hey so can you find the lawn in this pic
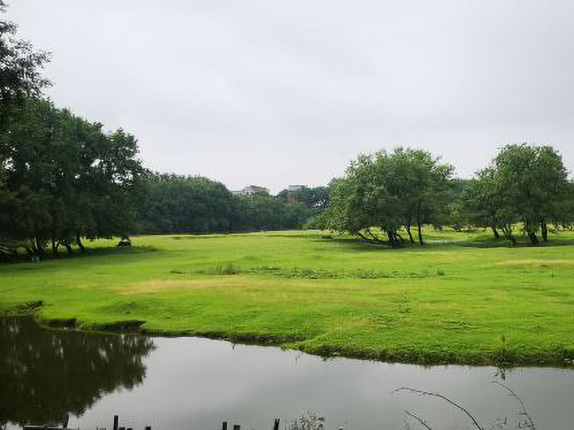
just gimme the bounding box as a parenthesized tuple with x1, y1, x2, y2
(1, 230, 573, 366)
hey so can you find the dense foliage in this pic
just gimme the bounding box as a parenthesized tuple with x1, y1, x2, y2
(136, 174, 311, 234)
(0, 98, 145, 256)
(457, 144, 572, 245)
(137, 174, 235, 234)
(323, 145, 573, 246)
(233, 192, 310, 232)
(323, 148, 454, 246)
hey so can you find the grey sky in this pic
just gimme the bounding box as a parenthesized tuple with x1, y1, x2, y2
(10, 0, 574, 193)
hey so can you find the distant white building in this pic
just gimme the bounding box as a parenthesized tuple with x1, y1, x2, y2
(287, 185, 305, 192)
(232, 185, 269, 195)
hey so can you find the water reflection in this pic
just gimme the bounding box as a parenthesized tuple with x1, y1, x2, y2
(1, 317, 573, 430)
(0, 317, 154, 427)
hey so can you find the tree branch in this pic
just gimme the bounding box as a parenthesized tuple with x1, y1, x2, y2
(392, 387, 484, 430)
(492, 381, 536, 430)
(404, 410, 433, 430)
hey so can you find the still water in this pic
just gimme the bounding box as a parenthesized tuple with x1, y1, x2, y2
(1, 317, 573, 430)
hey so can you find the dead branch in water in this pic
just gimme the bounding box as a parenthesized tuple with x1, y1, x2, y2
(492, 381, 536, 430)
(392, 387, 484, 430)
(404, 410, 433, 430)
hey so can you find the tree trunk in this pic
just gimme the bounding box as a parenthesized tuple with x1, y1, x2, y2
(501, 225, 516, 245)
(76, 235, 86, 252)
(365, 228, 384, 244)
(491, 226, 500, 239)
(0, 245, 17, 257)
(387, 230, 399, 247)
(527, 231, 539, 245)
(358, 230, 383, 244)
(356, 231, 369, 242)
(417, 222, 424, 246)
(64, 243, 74, 256)
(35, 238, 45, 257)
(51, 240, 60, 258)
(406, 224, 415, 244)
(540, 221, 548, 242)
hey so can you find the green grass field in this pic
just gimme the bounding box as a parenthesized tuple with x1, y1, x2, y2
(1, 230, 573, 366)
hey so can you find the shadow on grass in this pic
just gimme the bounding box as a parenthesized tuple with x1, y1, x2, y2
(321, 234, 574, 252)
(1, 245, 159, 266)
(456, 236, 574, 249)
(170, 231, 314, 240)
(165, 229, 574, 251)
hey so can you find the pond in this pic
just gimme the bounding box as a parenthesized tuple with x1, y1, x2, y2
(1, 317, 573, 430)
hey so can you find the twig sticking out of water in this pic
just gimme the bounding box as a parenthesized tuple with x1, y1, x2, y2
(404, 410, 433, 430)
(492, 381, 536, 430)
(392, 387, 484, 430)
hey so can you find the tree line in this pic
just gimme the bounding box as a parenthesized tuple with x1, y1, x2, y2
(0, 93, 320, 257)
(136, 173, 316, 234)
(0, 95, 319, 256)
(0, 98, 145, 257)
(323, 146, 574, 246)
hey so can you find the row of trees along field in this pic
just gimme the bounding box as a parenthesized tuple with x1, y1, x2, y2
(0, 97, 146, 257)
(0, 99, 316, 257)
(136, 174, 314, 234)
(323, 146, 574, 246)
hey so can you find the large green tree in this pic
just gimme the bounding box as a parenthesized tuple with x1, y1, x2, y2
(458, 167, 518, 243)
(136, 174, 311, 234)
(459, 144, 571, 245)
(492, 144, 570, 245)
(322, 176, 375, 241)
(323, 148, 454, 246)
(0, 98, 145, 257)
(137, 174, 236, 234)
(234, 192, 309, 232)
(558, 180, 574, 228)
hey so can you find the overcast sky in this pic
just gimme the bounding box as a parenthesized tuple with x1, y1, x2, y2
(10, 0, 574, 192)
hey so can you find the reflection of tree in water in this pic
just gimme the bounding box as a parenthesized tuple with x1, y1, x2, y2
(0, 317, 155, 427)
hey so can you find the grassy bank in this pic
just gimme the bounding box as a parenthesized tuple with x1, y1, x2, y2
(1, 230, 573, 366)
